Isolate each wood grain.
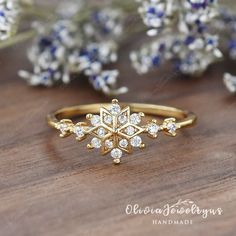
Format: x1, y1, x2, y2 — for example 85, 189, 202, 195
0, 19, 236, 236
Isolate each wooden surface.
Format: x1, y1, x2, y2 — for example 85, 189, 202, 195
0, 30, 236, 236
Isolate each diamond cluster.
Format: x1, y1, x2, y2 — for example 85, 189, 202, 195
56, 100, 180, 164
86, 99, 145, 163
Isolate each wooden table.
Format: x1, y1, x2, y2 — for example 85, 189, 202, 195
0, 18, 236, 236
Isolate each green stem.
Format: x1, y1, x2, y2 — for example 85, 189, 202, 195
112, 0, 138, 13
19, 0, 34, 8
22, 6, 56, 21
0, 30, 36, 50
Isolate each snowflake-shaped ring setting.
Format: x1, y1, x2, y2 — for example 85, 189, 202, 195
48, 99, 196, 164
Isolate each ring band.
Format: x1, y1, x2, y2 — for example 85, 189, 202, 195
47, 99, 197, 164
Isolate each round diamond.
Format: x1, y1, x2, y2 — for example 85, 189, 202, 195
130, 136, 142, 147
59, 123, 68, 133
119, 139, 128, 148
111, 148, 122, 159
97, 127, 106, 137
104, 115, 112, 124
105, 140, 113, 149
91, 115, 100, 126
130, 113, 141, 125
74, 126, 84, 138
91, 137, 101, 148
148, 123, 159, 135
125, 126, 135, 136
167, 123, 176, 134
109, 104, 121, 115
118, 114, 127, 124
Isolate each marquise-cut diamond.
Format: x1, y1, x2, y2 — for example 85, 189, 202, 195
148, 123, 159, 135
125, 126, 135, 136
118, 114, 127, 124
91, 115, 100, 126
119, 139, 128, 148
111, 148, 122, 159
130, 113, 141, 125
109, 104, 121, 115
105, 140, 113, 149
130, 136, 142, 147
91, 137, 101, 148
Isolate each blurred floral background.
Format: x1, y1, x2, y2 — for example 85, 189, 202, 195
1, 0, 236, 95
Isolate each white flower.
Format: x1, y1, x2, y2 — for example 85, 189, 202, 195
223, 73, 236, 93
0, 0, 19, 41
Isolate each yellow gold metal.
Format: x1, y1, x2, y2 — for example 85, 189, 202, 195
86, 114, 93, 120
139, 112, 145, 117
47, 100, 197, 164
113, 158, 121, 164
140, 143, 145, 149
87, 143, 93, 149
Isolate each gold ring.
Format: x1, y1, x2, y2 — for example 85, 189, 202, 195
47, 99, 197, 164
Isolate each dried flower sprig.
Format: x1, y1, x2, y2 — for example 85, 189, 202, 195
131, 0, 222, 77
18, 6, 128, 95
0, 0, 138, 95
217, 8, 236, 93
132, 0, 236, 94
0, 0, 19, 41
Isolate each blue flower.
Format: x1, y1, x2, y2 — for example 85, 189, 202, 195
187, 0, 215, 9
90, 8, 123, 37
139, 1, 170, 29
19, 15, 125, 95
